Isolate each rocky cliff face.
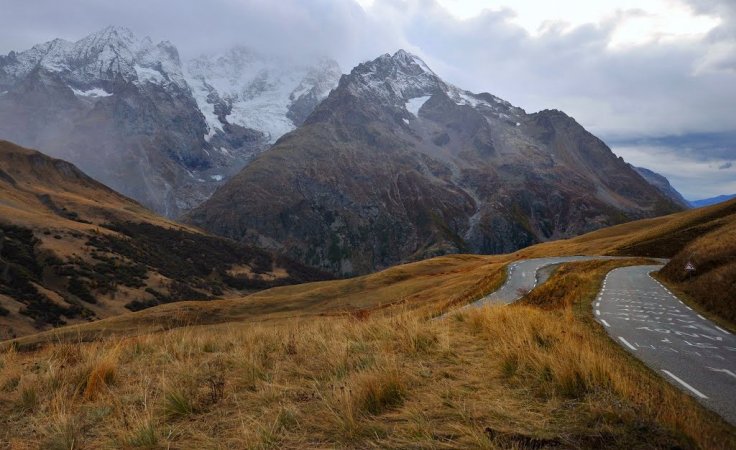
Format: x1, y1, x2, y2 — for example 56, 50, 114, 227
186, 50, 683, 275
0, 27, 341, 217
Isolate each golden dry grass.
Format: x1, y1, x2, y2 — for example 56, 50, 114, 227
657, 203, 736, 326
514, 197, 736, 260
5, 254, 509, 350
1, 259, 733, 449
510, 259, 736, 448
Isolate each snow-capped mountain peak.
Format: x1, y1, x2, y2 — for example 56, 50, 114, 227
347, 49, 443, 101
341, 49, 523, 122
0, 26, 345, 216
0, 26, 186, 92
391, 49, 436, 76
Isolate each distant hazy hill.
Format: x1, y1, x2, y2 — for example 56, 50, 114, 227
689, 194, 736, 208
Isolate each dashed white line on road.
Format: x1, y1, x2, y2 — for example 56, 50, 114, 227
715, 326, 731, 335
601, 319, 611, 327
618, 336, 637, 351
698, 314, 706, 320
595, 309, 601, 316
707, 367, 736, 379
662, 370, 708, 399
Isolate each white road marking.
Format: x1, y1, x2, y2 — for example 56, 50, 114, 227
707, 367, 736, 379
601, 319, 611, 327
662, 370, 708, 399
715, 326, 731, 335
698, 314, 706, 320
618, 336, 637, 351
596, 309, 601, 316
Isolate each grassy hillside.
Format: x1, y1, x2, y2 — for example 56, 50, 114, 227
2, 258, 732, 448
0, 140, 328, 339
1, 146, 735, 446
10, 196, 735, 349
4, 254, 509, 350
657, 202, 736, 324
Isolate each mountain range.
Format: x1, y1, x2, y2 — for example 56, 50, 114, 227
689, 193, 736, 208
185, 50, 683, 275
0, 26, 341, 217
0, 27, 691, 277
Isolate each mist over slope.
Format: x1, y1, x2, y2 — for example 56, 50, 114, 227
0, 26, 340, 217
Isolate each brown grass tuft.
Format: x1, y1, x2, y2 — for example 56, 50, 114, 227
354, 365, 408, 416
82, 358, 116, 400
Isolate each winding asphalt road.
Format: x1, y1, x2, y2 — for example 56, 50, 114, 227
595, 265, 736, 425
455, 256, 734, 425
465, 256, 622, 308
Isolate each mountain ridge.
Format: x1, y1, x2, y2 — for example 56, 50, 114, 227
690, 193, 736, 208
186, 50, 682, 275
0, 26, 341, 217
632, 166, 690, 209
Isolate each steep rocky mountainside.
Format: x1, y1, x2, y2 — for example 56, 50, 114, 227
0, 140, 328, 339
633, 166, 690, 209
187, 50, 683, 276
0, 26, 340, 217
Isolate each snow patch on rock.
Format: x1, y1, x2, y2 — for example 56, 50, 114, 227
406, 95, 431, 116
71, 87, 113, 97
185, 48, 341, 143
134, 65, 165, 84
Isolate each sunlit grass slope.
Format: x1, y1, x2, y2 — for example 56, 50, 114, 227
2, 258, 732, 449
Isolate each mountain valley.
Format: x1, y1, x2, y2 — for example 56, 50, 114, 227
0, 140, 327, 339
0, 19, 732, 449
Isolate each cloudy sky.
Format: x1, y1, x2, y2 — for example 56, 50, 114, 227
1, 0, 734, 200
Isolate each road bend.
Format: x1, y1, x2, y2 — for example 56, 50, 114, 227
595, 265, 736, 425
466, 256, 623, 308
